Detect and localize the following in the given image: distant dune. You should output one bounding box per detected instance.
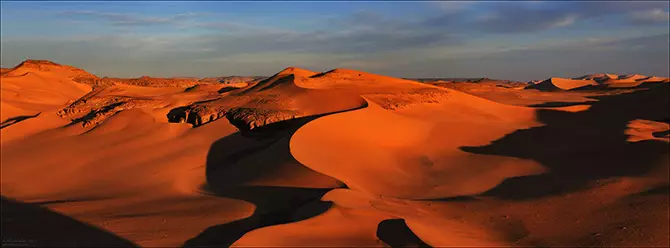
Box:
[573,73,619,82]
[1,59,668,247]
[525,74,668,92]
[525,77,598,91]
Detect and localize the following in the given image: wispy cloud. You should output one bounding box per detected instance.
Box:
[629,9,670,25]
[474,9,579,33]
[59,10,204,27]
[432,1,476,14]
[192,21,296,35]
[422,2,582,34]
[426,1,669,33]
[2,2,668,79]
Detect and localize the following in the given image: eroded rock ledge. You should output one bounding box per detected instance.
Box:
[365,87,450,110]
[58,95,166,128]
[167,105,302,131]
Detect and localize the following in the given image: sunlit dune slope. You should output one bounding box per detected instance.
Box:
[1,60,96,143]
[1,60,93,118]
[290,69,548,199]
[1,107,259,246]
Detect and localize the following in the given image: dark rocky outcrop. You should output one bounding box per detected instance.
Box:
[59,95,167,128]
[167,105,301,131]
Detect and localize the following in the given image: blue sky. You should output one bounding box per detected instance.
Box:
[1,1,668,81]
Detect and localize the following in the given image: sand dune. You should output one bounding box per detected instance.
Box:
[619,74,647,81]
[1,107,256,246]
[599,78,644,88]
[626,119,670,142]
[614,74,670,83]
[525,77,598,91]
[168,67,367,129]
[290,96,545,199]
[231,202,391,247]
[639,76,670,83]
[525,74,669,92]
[1,60,95,143]
[1,60,668,247]
[1,60,93,115]
[574,73,619,82]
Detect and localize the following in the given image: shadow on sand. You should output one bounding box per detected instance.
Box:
[377,218,431,247]
[1,196,137,247]
[184,108,369,247]
[0,113,40,129]
[461,83,670,200]
[528,101,593,108]
[183,186,332,247]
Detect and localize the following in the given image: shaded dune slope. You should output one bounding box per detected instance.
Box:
[464,83,670,199]
[1,196,137,247]
[1,109,259,246]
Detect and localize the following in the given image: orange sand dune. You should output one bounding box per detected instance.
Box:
[1,108,256,246]
[600,78,644,88]
[433,83,599,107]
[615,74,669,83]
[526,77,598,91]
[1,62,353,246]
[1,60,668,247]
[291,97,545,199]
[577,75,669,90]
[620,74,647,81]
[574,73,619,82]
[1,60,93,115]
[169,67,369,129]
[283,81,668,247]
[231,202,391,247]
[640,76,670,83]
[626,119,670,142]
[1,60,94,143]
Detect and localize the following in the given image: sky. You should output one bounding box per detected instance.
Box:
[1,1,669,81]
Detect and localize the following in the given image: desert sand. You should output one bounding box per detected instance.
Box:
[1,60,668,247]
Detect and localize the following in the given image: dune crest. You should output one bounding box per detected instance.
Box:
[574,73,619,82]
[525,77,598,91]
[290,91,545,199]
